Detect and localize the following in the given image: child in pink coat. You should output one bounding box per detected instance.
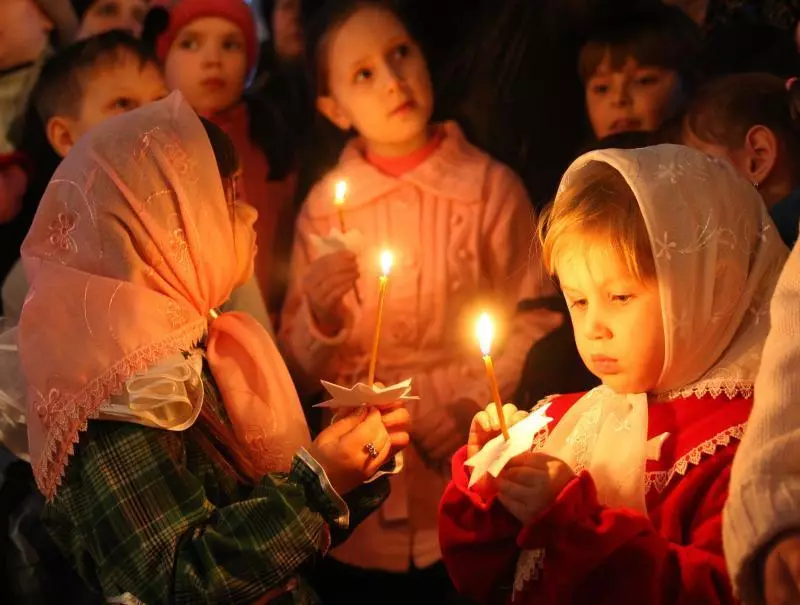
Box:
[279,0,561,601]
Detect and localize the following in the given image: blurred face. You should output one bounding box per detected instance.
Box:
[49,56,167,156]
[164,17,248,116]
[272,0,303,61]
[0,0,53,70]
[586,55,682,140]
[557,238,665,394]
[317,6,434,157]
[77,0,149,39]
[681,125,747,176]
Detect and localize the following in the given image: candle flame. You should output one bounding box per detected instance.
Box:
[380,250,393,277]
[334,180,347,205]
[477,313,494,356]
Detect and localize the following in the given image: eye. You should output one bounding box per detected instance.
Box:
[354,67,373,83]
[223,37,243,52]
[636,74,660,86]
[393,43,411,59]
[111,97,137,111]
[610,294,634,304]
[178,36,199,51]
[590,83,609,94]
[568,298,587,310]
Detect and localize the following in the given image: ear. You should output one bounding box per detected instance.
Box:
[742,125,779,185]
[46,116,77,158]
[316,95,352,131]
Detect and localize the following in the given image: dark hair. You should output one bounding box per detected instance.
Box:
[70,0,95,20]
[584,130,655,153]
[578,3,701,86]
[32,30,158,125]
[683,73,800,163]
[304,0,410,99]
[199,117,241,180]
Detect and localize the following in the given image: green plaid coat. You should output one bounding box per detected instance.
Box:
[43,377,388,605]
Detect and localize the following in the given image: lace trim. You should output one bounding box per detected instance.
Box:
[513,548,545,600]
[34,320,208,500]
[644,422,746,494]
[658,379,753,402]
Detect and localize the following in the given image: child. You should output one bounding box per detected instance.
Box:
[279,1,561,601]
[438,144,789,604]
[681,73,800,248]
[580,3,700,142]
[72,0,150,39]
[1,31,272,328]
[154,0,298,319]
[723,238,800,605]
[2,92,409,603]
[0,0,78,286]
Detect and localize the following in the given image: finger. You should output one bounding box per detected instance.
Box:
[505,451,560,469]
[379,401,405,414]
[511,410,529,426]
[322,406,369,439]
[497,476,544,503]
[486,403,500,431]
[388,430,410,455]
[364,428,393,474]
[472,411,491,434]
[381,407,410,432]
[765,556,800,605]
[501,466,549,488]
[501,403,519,425]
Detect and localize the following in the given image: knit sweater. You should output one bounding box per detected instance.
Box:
[724,237,800,604]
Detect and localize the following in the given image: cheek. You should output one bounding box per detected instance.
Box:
[164,55,192,90]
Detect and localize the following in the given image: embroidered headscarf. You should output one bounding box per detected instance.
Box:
[19,92,310,499]
[541,144,788,512]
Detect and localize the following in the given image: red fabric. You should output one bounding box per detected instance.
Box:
[439,392,751,605]
[365,128,444,177]
[156,0,258,72]
[211,102,296,312]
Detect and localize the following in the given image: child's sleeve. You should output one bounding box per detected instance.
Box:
[724,239,800,604]
[47,421,388,604]
[440,443,738,605]
[278,200,354,395]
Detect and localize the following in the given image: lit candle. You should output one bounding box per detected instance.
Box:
[333,179,362,305]
[477,313,509,441]
[334,180,348,233]
[367,250,393,386]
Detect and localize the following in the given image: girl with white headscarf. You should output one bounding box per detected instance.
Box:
[438,144,789,604]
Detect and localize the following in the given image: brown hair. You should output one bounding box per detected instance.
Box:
[682,72,800,165]
[578,3,701,86]
[539,161,655,283]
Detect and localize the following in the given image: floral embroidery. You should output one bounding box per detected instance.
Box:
[653,232,677,260]
[165,301,187,328]
[36,388,61,428]
[655,162,684,184]
[48,212,78,253]
[169,228,190,264]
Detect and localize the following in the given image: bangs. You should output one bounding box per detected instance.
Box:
[579,33,685,83]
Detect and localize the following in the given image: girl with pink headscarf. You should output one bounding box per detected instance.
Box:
[7,92,409,604]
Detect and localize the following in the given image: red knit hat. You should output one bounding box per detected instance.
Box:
[155,0,258,72]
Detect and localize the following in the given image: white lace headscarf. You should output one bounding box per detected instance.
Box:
[541,144,788,512]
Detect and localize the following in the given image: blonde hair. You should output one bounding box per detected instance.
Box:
[539,161,656,282]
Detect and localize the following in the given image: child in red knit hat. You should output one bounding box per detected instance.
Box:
[153,0,299,323]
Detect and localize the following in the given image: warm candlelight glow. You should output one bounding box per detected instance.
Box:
[380,250,393,277]
[476,312,509,441]
[477,313,494,356]
[334,180,347,206]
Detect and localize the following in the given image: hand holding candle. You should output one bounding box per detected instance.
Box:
[367,250,393,386]
[477,313,509,441]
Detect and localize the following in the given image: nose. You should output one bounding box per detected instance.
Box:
[582,307,611,341]
[202,44,223,66]
[610,82,632,108]
[382,60,403,93]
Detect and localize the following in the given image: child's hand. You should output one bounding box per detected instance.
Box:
[467,403,529,458]
[309,407,402,494]
[763,533,800,605]
[304,250,359,334]
[496,452,575,524]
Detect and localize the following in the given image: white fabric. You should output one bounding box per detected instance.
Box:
[543,145,787,513]
[724,238,800,605]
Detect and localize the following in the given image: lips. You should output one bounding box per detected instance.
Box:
[390,100,416,116]
[608,118,642,135]
[201,77,226,91]
[590,355,620,374]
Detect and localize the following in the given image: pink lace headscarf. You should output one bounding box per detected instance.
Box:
[19,92,310,499]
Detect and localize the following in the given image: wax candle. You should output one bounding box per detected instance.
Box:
[367,251,393,386]
[477,313,509,441]
[334,180,347,233]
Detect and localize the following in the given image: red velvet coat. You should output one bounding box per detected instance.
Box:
[439,391,751,605]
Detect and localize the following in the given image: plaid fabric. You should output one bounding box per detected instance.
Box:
[43,388,388,604]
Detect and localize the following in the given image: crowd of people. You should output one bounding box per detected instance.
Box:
[0,0,800,604]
